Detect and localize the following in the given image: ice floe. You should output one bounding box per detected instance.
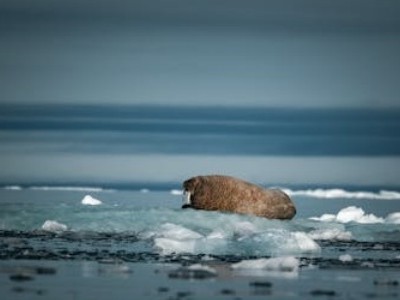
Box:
[386,212,400,224]
[308,228,352,241]
[81,195,102,206]
[170,189,183,195]
[152,222,320,256]
[283,188,400,200]
[310,206,389,224]
[41,220,68,232]
[232,256,299,272]
[339,254,353,262]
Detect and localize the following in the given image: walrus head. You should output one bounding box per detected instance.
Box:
[181,176,200,209]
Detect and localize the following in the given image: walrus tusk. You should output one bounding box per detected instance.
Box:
[182,190,191,208]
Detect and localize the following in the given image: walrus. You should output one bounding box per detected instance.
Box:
[182,175,296,220]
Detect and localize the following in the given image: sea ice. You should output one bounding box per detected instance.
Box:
[283,188,400,200]
[170,189,183,195]
[310,206,385,224]
[81,194,102,205]
[292,232,321,253]
[153,223,204,255]
[339,254,353,262]
[336,206,384,224]
[41,220,68,232]
[3,185,22,190]
[386,212,400,224]
[233,221,258,236]
[232,256,299,272]
[308,228,352,241]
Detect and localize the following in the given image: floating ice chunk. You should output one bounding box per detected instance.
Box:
[386,212,400,224]
[309,214,336,222]
[170,189,183,195]
[154,223,204,255]
[81,195,102,206]
[308,228,352,241]
[42,220,68,232]
[153,223,231,255]
[232,256,299,272]
[336,206,384,224]
[310,206,384,224]
[252,229,321,255]
[339,254,353,262]
[292,232,321,253]
[336,206,365,223]
[283,188,400,200]
[379,190,400,200]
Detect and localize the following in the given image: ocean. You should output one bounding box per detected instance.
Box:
[0,104,400,299]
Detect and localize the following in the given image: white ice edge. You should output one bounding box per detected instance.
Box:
[310,206,400,224]
[29,186,114,192]
[41,220,68,232]
[81,194,103,206]
[232,256,300,272]
[283,188,400,200]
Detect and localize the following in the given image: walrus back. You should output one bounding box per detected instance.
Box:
[186,175,296,220]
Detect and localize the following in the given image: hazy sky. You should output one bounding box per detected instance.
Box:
[1,0,400,108]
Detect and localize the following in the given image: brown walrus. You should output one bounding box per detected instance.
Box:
[182,175,296,220]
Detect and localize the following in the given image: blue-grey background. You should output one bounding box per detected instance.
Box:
[0,0,399,188]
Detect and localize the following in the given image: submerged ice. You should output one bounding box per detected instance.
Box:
[3,203,400,255]
[152,222,320,255]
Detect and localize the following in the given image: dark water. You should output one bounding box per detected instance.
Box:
[1,104,399,156]
[0,104,399,191]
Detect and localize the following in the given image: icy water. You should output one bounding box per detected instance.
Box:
[0,105,400,299]
[0,186,400,299]
[0,187,400,299]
